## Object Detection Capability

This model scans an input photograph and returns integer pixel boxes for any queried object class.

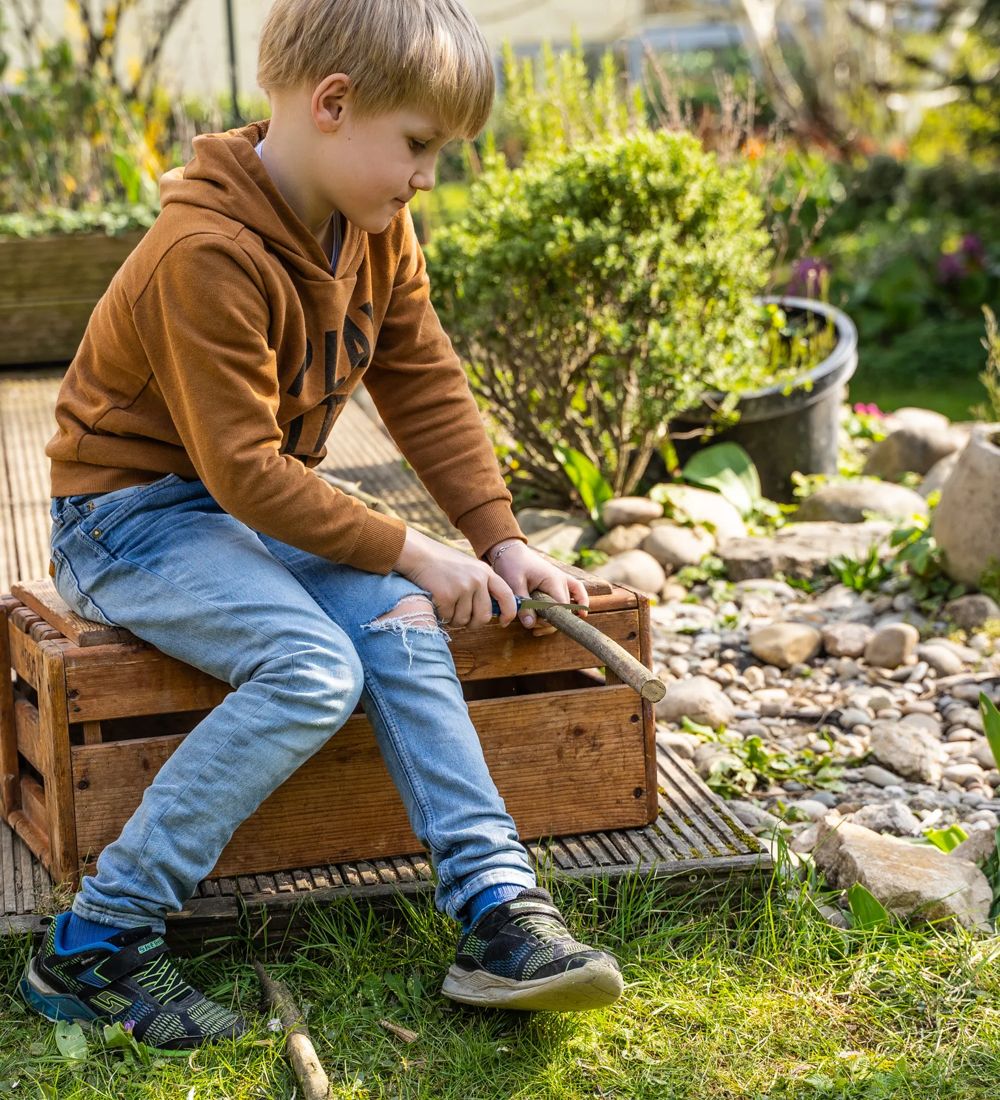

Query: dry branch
[254,962,331,1100]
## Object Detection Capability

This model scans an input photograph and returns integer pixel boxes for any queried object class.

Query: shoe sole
[19,959,229,1056]
[441,960,624,1011]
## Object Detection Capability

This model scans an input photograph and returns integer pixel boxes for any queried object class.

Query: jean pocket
[51,548,118,627]
[79,474,182,543]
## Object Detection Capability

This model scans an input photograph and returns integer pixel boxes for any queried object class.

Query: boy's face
[316,94,452,234]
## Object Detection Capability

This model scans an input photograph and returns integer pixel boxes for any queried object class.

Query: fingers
[470,583,495,628]
[568,577,590,616]
[451,589,474,629]
[486,574,518,627]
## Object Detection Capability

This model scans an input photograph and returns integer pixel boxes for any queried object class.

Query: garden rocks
[593,523,651,555]
[515,507,573,535]
[864,623,919,669]
[526,518,597,557]
[822,622,873,659]
[869,720,946,784]
[795,480,928,524]
[943,593,1000,631]
[748,623,822,669]
[812,819,992,930]
[863,417,965,480]
[719,521,892,581]
[652,484,746,540]
[933,426,1000,586]
[843,800,921,836]
[656,675,735,729]
[917,642,965,677]
[642,524,714,570]
[919,452,959,499]
[590,549,665,595]
[600,496,662,528]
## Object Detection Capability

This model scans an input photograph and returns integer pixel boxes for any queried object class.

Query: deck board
[0,369,769,936]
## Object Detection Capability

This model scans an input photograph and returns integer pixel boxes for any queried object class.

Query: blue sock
[461,883,527,930]
[57,911,125,953]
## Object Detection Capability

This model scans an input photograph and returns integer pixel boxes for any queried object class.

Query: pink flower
[853,402,884,418]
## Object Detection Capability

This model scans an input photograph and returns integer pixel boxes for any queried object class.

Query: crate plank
[0,600,19,817]
[14,697,43,775]
[12,580,132,648]
[71,684,648,878]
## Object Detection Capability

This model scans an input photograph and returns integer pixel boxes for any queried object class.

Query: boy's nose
[411,167,436,192]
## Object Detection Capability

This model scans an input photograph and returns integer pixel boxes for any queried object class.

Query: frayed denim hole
[362,595,451,671]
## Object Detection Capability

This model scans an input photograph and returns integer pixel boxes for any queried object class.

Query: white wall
[1,0,649,99]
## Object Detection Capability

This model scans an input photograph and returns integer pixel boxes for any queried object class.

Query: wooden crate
[1,577,658,887]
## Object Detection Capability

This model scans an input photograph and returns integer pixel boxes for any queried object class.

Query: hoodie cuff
[343,508,408,575]
[455,500,526,562]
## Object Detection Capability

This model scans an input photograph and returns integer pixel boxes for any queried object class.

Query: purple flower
[961,233,985,262]
[787,257,831,298]
[937,251,965,283]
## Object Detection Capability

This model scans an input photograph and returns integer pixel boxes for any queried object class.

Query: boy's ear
[312,73,352,133]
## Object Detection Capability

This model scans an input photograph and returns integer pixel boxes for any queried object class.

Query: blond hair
[257,0,494,139]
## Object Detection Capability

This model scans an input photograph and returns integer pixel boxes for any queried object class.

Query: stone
[839,707,872,730]
[944,593,1000,631]
[748,623,822,669]
[864,623,919,670]
[590,549,666,595]
[822,622,873,659]
[733,578,797,601]
[719,522,892,582]
[943,762,984,785]
[920,452,960,499]
[934,427,1000,587]
[641,524,714,570]
[515,507,572,535]
[527,518,598,557]
[869,720,946,784]
[844,800,921,836]
[971,740,998,770]
[656,675,735,730]
[917,643,964,677]
[652,484,746,540]
[692,744,742,780]
[795,480,928,524]
[951,827,999,866]
[785,799,832,822]
[593,523,651,556]
[660,581,689,603]
[600,496,663,528]
[900,711,942,736]
[864,420,965,480]
[727,799,782,832]
[655,730,700,760]
[813,819,991,929]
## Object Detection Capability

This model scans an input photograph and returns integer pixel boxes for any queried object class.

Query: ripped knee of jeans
[362,594,450,669]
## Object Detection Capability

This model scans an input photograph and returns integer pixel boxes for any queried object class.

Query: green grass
[2,875,999,1098]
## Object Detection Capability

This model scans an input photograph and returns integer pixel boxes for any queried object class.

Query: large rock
[656,675,735,729]
[526,518,597,557]
[869,719,946,784]
[864,416,965,480]
[719,522,892,581]
[516,508,572,535]
[601,496,662,528]
[652,484,746,540]
[641,524,714,570]
[822,622,873,659]
[864,623,919,670]
[843,800,921,836]
[795,480,928,524]
[933,427,1000,586]
[916,642,964,677]
[589,549,666,595]
[919,452,959,499]
[593,523,651,555]
[813,819,992,929]
[748,623,822,669]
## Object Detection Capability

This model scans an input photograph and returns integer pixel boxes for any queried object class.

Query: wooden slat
[71,684,647,879]
[0,600,19,817]
[12,579,132,648]
[13,697,43,775]
[37,644,77,882]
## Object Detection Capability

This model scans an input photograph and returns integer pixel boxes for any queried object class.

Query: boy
[20,0,623,1050]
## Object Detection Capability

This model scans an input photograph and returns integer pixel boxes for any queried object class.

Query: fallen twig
[379,1018,419,1043]
[254,962,331,1100]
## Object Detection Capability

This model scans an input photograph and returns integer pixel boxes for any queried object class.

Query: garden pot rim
[676,295,858,426]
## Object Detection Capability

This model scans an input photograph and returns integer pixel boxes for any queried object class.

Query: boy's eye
[409,139,428,153]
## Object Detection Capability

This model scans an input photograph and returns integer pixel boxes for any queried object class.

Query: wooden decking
[0,370,769,936]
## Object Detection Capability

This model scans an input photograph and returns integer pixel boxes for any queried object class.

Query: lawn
[2,872,998,1099]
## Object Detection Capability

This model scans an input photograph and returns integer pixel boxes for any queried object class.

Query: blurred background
[2,0,998,418]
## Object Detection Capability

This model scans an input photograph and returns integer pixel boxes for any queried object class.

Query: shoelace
[514,913,569,944]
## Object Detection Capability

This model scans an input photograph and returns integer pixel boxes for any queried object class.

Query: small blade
[490,596,588,616]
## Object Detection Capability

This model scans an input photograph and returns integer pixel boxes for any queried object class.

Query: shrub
[427,131,774,504]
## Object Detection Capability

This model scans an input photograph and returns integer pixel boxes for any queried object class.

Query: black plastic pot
[671,296,858,502]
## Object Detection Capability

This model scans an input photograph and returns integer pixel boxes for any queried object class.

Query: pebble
[901,712,943,736]
[839,707,872,730]
[865,623,920,670]
[858,764,906,788]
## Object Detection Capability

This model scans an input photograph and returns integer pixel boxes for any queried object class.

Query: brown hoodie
[46,119,524,574]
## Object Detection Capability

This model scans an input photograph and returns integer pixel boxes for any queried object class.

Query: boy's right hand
[393,528,518,628]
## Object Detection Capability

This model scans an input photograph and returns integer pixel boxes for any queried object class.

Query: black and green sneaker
[20,912,245,1051]
[442,888,623,1011]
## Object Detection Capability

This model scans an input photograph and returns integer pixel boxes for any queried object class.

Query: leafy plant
[679,442,762,519]
[974,305,1000,423]
[980,692,1000,770]
[847,883,891,932]
[924,824,969,853]
[830,543,890,593]
[552,444,614,527]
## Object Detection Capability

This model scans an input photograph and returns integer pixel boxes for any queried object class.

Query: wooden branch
[254,963,331,1100]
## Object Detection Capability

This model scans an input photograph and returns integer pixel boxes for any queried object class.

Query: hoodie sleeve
[362,210,525,560]
[131,234,407,573]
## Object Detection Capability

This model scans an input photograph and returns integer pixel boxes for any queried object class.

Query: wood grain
[37,644,77,883]
[12,579,133,648]
[0,601,19,817]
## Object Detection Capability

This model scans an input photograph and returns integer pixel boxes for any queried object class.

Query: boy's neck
[258,117,339,250]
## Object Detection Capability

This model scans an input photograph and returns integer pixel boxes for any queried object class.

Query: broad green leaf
[681,442,762,518]
[552,444,614,525]
[980,693,1000,770]
[924,824,968,853]
[54,1020,88,1061]
[847,883,890,931]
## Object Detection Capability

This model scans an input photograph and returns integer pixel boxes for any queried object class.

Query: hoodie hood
[159,118,365,283]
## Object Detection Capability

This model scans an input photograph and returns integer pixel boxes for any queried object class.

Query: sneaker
[19,913,245,1052]
[441,888,623,1011]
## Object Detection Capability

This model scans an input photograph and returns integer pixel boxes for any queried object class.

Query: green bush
[427,131,774,504]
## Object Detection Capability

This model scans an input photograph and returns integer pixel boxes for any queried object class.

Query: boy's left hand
[486,540,590,636]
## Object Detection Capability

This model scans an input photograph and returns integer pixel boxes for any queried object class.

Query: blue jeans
[50,474,535,932]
